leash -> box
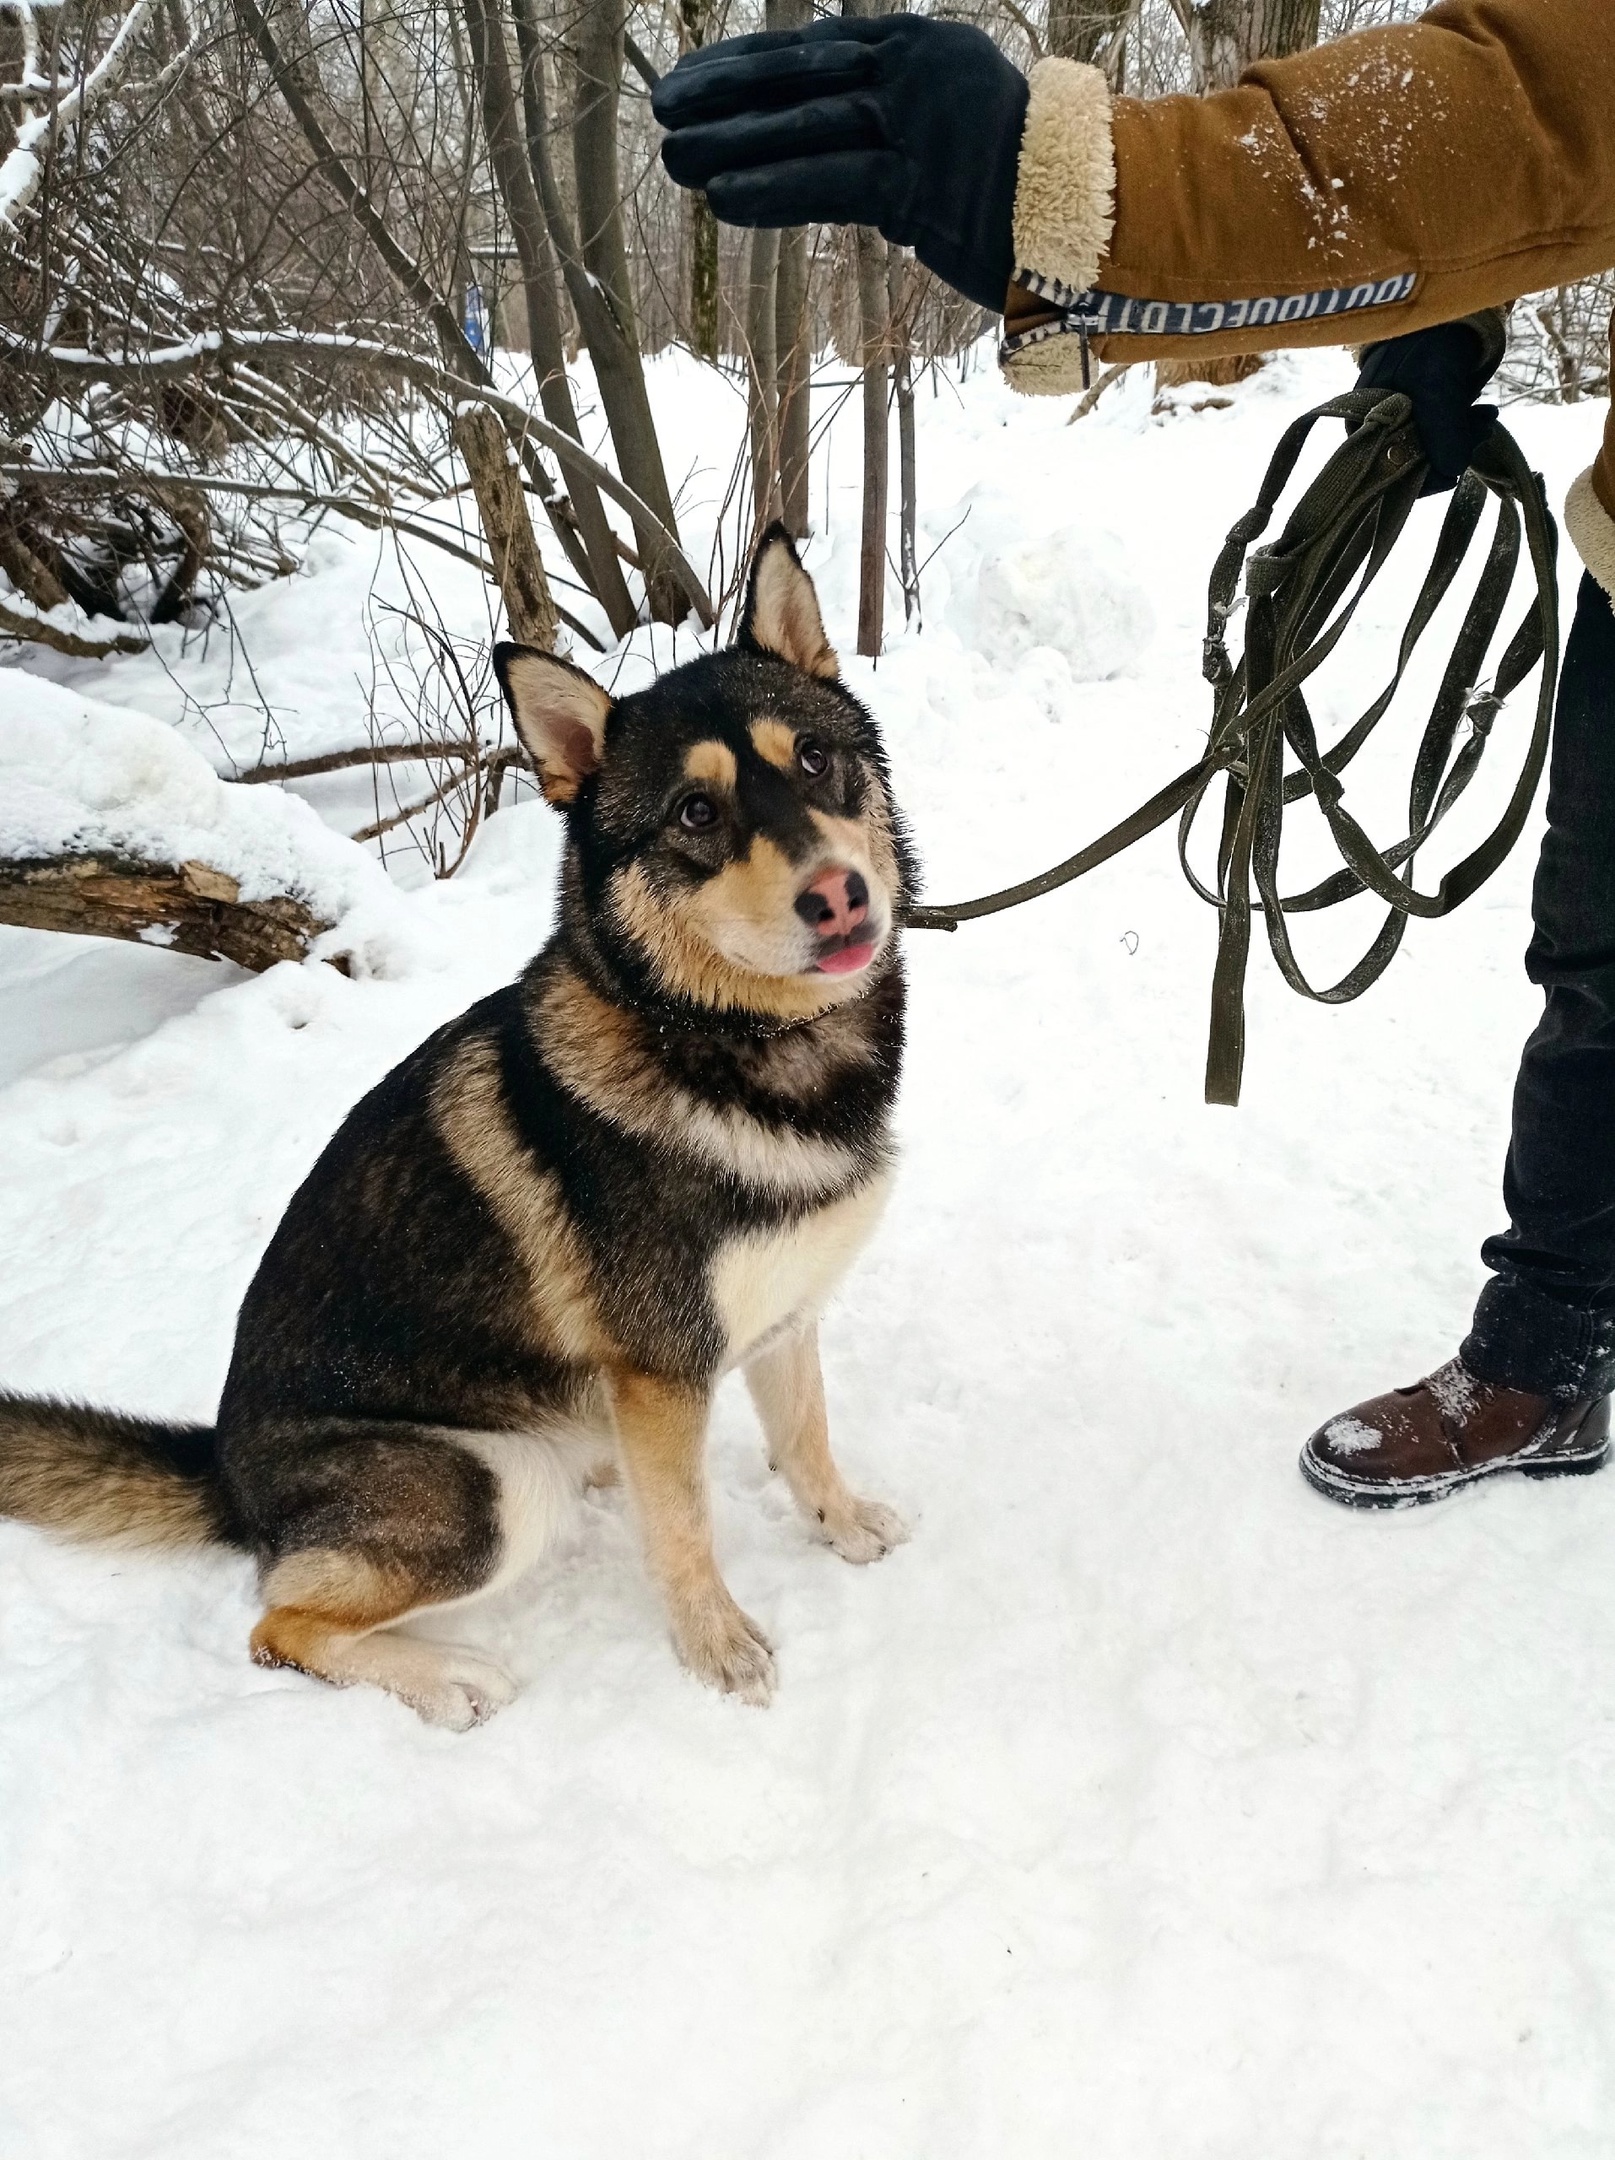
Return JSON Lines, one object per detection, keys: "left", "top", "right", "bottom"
{"left": 901, "top": 386, "right": 1561, "bottom": 1106}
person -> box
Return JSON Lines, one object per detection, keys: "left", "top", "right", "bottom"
{"left": 651, "top": 0, "right": 1615, "bottom": 1509}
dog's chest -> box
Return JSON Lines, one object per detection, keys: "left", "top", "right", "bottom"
{"left": 708, "top": 1170, "right": 892, "bottom": 1367}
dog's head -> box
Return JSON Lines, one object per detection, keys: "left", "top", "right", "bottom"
{"left": 494, "top": 527, "right": 912, "bottom": 1023}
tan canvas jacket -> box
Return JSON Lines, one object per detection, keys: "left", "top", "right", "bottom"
{"left": 1000, "top": 0, "right": 1615, "bottom": 600}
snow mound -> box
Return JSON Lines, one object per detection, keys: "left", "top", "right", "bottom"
{"left": 0, "top": 672, "right": 410, "bottom": 956}
{"left": 973, "top": 527, "right": 1154, "bottom": 681}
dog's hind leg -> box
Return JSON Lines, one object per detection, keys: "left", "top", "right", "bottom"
{"left": 745, "top": 1322, "right": 908, "bottom": 1565}
{"left": 251, "top": 1555, "right": 519, "bottom": 1731}
{"left": 242, "top": 1421, "right": 578, "bottom": 1729}
{"left": 607, "top": 1371, "right": 776, "bottom": 1704}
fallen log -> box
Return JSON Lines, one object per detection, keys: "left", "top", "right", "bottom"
{"left": 0, "top": 853, "right": 340, "bottom": 971}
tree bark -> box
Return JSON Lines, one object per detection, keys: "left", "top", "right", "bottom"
{"left": 746, "top": 227, "right": 782, "bottom": 539}
{"left": 769, "top": 0, "right": 813, "bottom": 536}
{"left": 775, "top": 227, "right": 811, "bottom": 537}
{"left": 853, "top": 223, "right": 889, "bottom": 657}
{"left": 678, "top": 0, "right": 721, "bottom": 359}
{"left": 887, "top": 248, "right": 918, "bottom": 626}
{"left": 844, "top": 0, "right": 890, "bottom": 656}
{"left": 453, "top": 405, "right": 558, "bottom": 649}
{"left": 459, "top": 0, "right": 634, "bottom": 634}
{"left": 0, "top": 855, "right": 336, "bottom": 971}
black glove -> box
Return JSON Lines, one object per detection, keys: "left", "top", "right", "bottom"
{"left": 652, "top": 15, "right": 1029, "bottom": 314}
{"left": 1354, "top": 312, "right": 1507, "bottom": 496}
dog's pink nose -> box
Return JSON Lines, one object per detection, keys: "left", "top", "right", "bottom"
{"left": 794, "top": 867, "right": 869, "bottom": 940}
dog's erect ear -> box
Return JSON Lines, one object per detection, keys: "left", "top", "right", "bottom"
{"left": 736, "top": 524, "right": 838, "bottom": 680}
{"left": 493, "top": 644, "right": 613, "bottom": 806}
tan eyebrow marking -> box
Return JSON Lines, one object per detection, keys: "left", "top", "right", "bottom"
{"left": 682, "top": 741, "right": 738, "bottom": 789}
{"left": 750, "top": 719, "right": 797, "bottom": 770}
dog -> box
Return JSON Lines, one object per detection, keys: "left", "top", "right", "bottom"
{"left": 0, "top": 528, "right": 915, "bottom": 1727}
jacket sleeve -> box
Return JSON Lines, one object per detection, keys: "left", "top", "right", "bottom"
{"left": 1000, "top": 0, "right": 1615, "bottom": 592}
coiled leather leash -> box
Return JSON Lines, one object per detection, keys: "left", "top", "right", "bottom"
{"left": 902, "top": 386, "right": 1560, "bottom": 1107}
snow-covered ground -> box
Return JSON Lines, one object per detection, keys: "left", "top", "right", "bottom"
{"left": 3, "top": 346, "right": 1613, "bottom": 2159}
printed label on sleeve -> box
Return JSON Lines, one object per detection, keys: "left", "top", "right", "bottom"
{"left": 1006, "top": 270, "right": 1419, "bottom": 348}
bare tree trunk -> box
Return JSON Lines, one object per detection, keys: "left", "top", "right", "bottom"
{"left": 459, "top": 0, "right": 634, "bottom": 634}
{"left": 887, "top": 248, "right": 918, "bottom": 626}
{"left": 769, "top": 0, "right": 812, "bottom": 536}
{"left": 513, "top": 0, "right": 686, "bottom": 622}
{"left": 1184, "top": 0, "right": 1321, "bottom": 91}
{"left": 689, "top": 195, "right": 721, "bottom": 360}
{"left": 775, "top": 229, "right": 811, "bottom": 537}
{"left": 679, "top": 0, "right": 721, "bottom": 359}
{"left": 852, "top": 223, "right": 889, "bottom": 657}
{"left": 746, "top": 228, "right": 783, "bottom": 539}
{"left": 841, "top": 0, "right": 889, "bottom": 658}
{"left": 453, "top": 405, "right": 559, "bottom": 649}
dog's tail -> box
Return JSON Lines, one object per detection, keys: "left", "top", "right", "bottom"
{"left": 0, "top": 1394, "right": 243, "bottom": 1551}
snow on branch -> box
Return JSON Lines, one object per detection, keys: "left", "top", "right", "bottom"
{"left": 0, "top": 0, "right": 157, "bottom": 229}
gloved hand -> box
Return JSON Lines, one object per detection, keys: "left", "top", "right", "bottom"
{"left": 1354, "top": 311, "right": 1507, "bottom": 495}
{"left": 652, "top": 15, "right": 1029, "bottom": 313}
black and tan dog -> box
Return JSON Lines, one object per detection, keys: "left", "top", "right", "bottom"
{"left": 0, "top": 530, "right": 914, "bottom": 1726}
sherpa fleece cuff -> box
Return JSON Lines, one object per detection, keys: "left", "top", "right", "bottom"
{"left": 1009, "top": 58, "right": 1115, "bottom": 310}
{"left": 1565, "top": 465, "right": 1615, "bottom": 608}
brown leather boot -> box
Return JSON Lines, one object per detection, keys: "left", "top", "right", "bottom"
{"left": 1301, "top": 1357, "right": 1611, "bottom": 1509}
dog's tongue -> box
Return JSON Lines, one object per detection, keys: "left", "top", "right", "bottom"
{"left": 815, "top": 941, "right": 874, "bottom": 976}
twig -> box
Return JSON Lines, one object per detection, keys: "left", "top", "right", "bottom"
{"left": 1067, "top": 361, "right": 1131, "bottom": 421}
{"left": 236, "top": 740, "right": 497, "bottom": 783}
{"left": 350, "top": 759, "right": 519, "bottom": 844}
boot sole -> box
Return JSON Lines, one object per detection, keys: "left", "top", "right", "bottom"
{"left": 1299, "top": 1434, "right": 1612, "bottom": 1511}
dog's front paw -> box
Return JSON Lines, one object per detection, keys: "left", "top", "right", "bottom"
{"left": 409, "top": 1650, "right": 520, "bottom": 1731}
{"left": 819, "top": 1495, "right": 909, "bottom": 1565}
{"left": 674, "top": 1597, "right": 776, "bottom": 1706}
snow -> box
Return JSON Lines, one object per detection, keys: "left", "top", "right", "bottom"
{"left": 971, "top": 523, "right": 1154, "bottom": 679}
{"left": 0, "top": 675, "right": 419, "bottom": 969}
{"left": 1322, "top": 1413, "right": 1381, "bottom": 1454}
{"left": 4, "top": 344, "right": 1615, "bottom": 2157}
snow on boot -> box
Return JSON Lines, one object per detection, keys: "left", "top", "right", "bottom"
{"left": 1300, "top": 1358, "right": 1611, "bottom": 1510}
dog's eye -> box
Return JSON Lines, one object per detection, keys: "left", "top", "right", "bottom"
{"left": 797, "top": 737, "right": 829, "bottom": 779}
{"left": 679, "top": 793, "right": 718, "bottom": 832}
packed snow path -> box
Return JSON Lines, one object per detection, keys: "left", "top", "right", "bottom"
{"left": 2, "top": 352, "right": 1611, "bottom": 2157}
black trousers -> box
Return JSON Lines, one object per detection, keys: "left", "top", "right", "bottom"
{"left": 1462, "top": 573, "right": 1615, "bottom": 1396}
